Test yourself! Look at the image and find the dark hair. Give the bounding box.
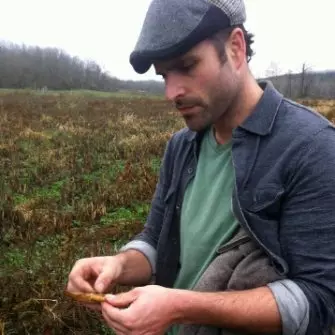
[209,24,255,63]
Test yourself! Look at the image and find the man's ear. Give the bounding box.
[227,28,246,70]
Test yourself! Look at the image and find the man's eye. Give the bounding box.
[179,64,193,73]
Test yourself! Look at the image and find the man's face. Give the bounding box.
[154,38,240,132]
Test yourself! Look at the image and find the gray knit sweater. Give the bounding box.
[173,226,285,335]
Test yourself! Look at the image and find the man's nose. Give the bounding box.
[164,74,186,101]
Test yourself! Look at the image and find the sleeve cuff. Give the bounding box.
[267,279,309,335]
[119,240,157,275]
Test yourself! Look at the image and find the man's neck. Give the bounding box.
[213,76,264,145]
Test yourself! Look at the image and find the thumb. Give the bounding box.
[105,289,138,308]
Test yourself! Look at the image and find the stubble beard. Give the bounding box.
[182,105,213,132]
[182,94,231,133]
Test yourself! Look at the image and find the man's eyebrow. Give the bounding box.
[155,55,198,75]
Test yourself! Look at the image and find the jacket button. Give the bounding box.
[188,168,193,174]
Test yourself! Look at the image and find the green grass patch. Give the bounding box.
[13,178,68,205]
[100,202,150,226]
[151,157,162,174]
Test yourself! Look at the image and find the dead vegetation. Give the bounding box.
[0,92,333,334]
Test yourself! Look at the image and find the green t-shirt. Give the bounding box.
[170,127,240,334]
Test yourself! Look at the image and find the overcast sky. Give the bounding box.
[1,0,334,81]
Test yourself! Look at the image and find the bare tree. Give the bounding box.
[261,64,335,99]
[300,62,313,98]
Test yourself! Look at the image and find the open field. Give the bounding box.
[0,88,164,99]
[0,90,334,334]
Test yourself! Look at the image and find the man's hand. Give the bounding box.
[66,250,153,311]
[101,285,282,334]
[101,285,177,335]
[66,256,124,310]
[67,256,124,294]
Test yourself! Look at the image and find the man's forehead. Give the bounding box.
[154,54,192,72]
[153,43,206,73]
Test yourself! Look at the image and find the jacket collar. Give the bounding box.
[236,80,283,136]
[186,80,283,142]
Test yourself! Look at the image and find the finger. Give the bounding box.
[66,276,95,293]
[101,307,129,334]
[67,261,97,292]
[105,290,138,308]
[101,302,128,325]
[94,265,118,293]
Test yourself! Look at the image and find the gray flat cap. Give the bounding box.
[130,0,246,74]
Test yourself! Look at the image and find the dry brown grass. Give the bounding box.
[298,98,335,121]
[0,92,333,334]
[0,92,182,334]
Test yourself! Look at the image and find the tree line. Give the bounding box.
[0,41,334,98]
[260,62,335,99]
[0,41,164,94]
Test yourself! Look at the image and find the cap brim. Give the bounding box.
[129,5,233,75]
[129,53,152,74]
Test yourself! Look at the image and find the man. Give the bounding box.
[66,0,335,334]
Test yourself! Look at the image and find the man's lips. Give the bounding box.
[177,105,197,113]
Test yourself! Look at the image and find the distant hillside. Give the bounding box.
[1,40,334,99]
[0,41,164,94]
[259,70,335,99]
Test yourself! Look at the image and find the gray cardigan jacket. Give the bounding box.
[175,226,284,335]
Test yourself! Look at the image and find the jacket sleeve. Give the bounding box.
[275,124,335,334]
[119,134,175,275]
[267,279,309,335]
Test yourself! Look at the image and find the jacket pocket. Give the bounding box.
[246,186,285,213]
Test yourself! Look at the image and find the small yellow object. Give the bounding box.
[64,290,106,303]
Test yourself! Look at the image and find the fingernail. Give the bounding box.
[105,294,116,302]
[95,283,104,292]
